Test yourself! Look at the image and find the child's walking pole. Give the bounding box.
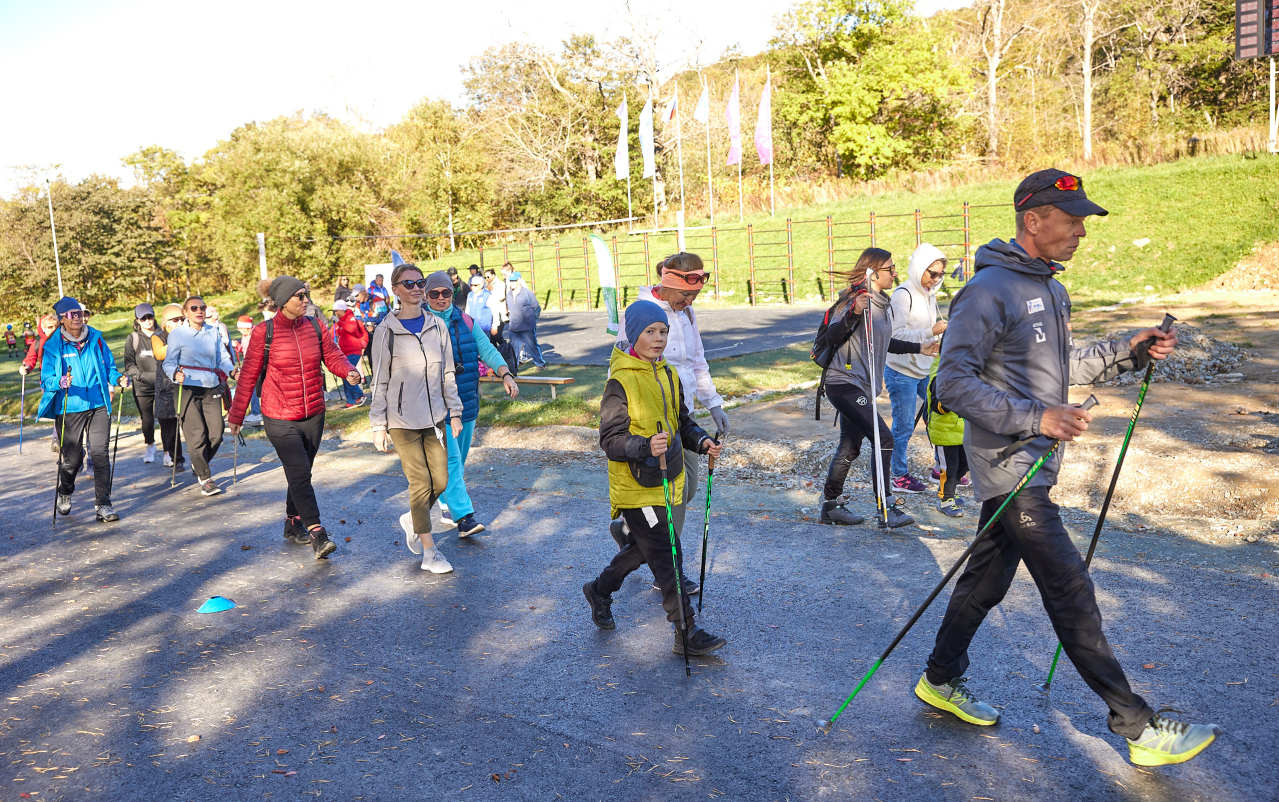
[657,422,691,677]
[697,434,720,615]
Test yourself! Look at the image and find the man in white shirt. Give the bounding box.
[613,253,728,590]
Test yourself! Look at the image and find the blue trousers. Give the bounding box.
[885,366,928,477]
[341,354,364,404]
[439,418,476,518]
[507,329,545,367]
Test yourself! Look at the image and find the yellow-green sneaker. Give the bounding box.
[914,674,1000,725]
[1126,711,1219,767]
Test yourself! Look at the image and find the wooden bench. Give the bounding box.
[479,374,575,399]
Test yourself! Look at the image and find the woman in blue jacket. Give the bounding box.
[416,271,519,537]
[40,296,130,523]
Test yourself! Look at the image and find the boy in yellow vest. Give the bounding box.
[584,300,727,656]
[926,347,969,517]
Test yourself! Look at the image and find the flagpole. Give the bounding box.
[703,75,714,225]
[767,66,775,217]
[624,92,633,232]
[676,85,686,227]
[46,179,64,298]
[736,70,743,223]
[650,88,659,229]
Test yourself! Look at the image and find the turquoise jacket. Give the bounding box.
[428,304,509,422]
[39,327,122,419]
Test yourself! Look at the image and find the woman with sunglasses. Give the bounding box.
[884,243,951,496]
[369,264,463,573]
[148,304,186,470]
[229,276,361,559]
[39,296,130,523]
[163,295,235,496]
[817,248,936,529]
[123,303,163,463]
[420,270,518,536]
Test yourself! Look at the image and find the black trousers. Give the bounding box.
[938,444,969,501]
[822,382,894,503]
[926,485,1153,739]
[595,505,694,628]
[178,386,224,481]
[56,408,112,505]
[264,412,325,527]
[132,384,156,445]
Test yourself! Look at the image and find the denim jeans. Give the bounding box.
[341,354,364,404]
[884,366,928,477]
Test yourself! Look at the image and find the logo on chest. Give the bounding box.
[1026,297,1045,314]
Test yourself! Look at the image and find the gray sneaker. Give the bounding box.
[95,504,119,523]
[914,674,1000,725]
[56,493,72,516]
[819,499,865,526]
[1126,711,1220,766]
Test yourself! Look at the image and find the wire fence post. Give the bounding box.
[785,217,795,304]
[554,241,564,310]
[527,240,537,296]
[962,201,971,282]
[642,232,652,285]
[581,236,592,309]
[747,223,756,306]
[869,211,877,248]
[825,215,835,300]
[914,208,922,248]
[711,226,720,301]
[502,242,510,266]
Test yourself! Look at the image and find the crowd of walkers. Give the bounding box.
[12,169,1219,769]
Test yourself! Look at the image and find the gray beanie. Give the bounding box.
[424,271,452,293]
[268,275,306,309]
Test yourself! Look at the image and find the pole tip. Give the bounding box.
[816,719,832,735]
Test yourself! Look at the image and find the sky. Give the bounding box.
[0,0,970,196]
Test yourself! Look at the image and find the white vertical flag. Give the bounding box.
[614,97,629,180]
[725,74,741,166]
[755,71,773,165]
[693,82,709,124]
[639,93,656,179]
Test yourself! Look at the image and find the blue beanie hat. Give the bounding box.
[624,299,668,347]
[53,296,81,317]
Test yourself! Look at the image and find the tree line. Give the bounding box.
[0,0,1266,321]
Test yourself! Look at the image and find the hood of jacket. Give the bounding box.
[906,242,948,296]
[973,238,1061,278]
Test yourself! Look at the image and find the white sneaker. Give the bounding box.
[163,452,174,467]
[438,502,452,523]
[421,548,453,574]
[143,444,156,463]
[400,511,422,556]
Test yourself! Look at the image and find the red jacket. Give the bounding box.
[22,328,53,371]
[229,314,353,424]
[334,309,369,356]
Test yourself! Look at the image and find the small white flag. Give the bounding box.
[614,97,628,180]
[693,82,709,124]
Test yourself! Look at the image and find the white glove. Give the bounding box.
[709,406,729,438]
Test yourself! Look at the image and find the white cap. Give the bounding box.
[333,300,349,312]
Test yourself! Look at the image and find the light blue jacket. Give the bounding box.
[38,327,122,419]
[163,323,234,388]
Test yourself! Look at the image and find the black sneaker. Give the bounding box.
[282,515,307,544]
[308,526,337,559]
[455,514,486,537]
[883,505,915,529]
[673,626,726,656]
[95,504,119,523]
[819,499,864,525]
[653,577,700,596]
[56,493,72,516]
[608,519,630,550]
[582,581,615,630]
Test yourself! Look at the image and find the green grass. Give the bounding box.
[413,154,1279,310]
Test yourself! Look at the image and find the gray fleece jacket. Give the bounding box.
[936,239,1147,501]
[823,287,921,394]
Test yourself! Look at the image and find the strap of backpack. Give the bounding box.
[253,319,275,398]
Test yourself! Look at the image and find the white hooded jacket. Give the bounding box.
[615,286,724,411]
[886,242,946,379]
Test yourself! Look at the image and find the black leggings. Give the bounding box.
[822,382,894,503]
[595,505,694,628]
[264,412,325,527]
[133,384,156,445]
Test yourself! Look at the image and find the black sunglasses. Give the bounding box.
[138,314,155,321]
[292,290,310,300]
[397,278,430,289]
[427,288,454,300]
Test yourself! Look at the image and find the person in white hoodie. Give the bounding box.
[884,243,949,494]
[612,252,727,593]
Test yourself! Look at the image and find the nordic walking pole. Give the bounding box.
[1041,314,1176,691]
[18,372,26,454]
[108,385,125,490]
[697,433,721,615]
[863,270,889,527]
[233,424,239,485]
[52,370,70,525]
[818,396,1099,733]
[171,384,183,488]
[656,421,691,677]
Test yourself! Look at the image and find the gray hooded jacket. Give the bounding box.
[936,239,1147,501]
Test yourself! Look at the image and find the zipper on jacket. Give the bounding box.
[414,329,439,425]
[292,324,310,416]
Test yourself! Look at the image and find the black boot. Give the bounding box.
[673,626,727,656]
[583,581,615,630]
[819,498,864,525]
[883,499,914,529]
[283,515,307,544]
[308,525,337,559]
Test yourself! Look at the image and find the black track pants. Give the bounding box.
[264,412,325,527]
[56,407,112,505]
[925,485,1154,740]
[178,386,225,481]
[595,505,695,628]
[132,385,156,445]
[938,444,968,501]
[822,382,894,504]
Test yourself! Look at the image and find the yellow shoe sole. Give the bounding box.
[1128,731,1216,767]
[913,676,1000,726]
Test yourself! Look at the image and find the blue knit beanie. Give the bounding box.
[53,296,81,317]
[624,299,668,347]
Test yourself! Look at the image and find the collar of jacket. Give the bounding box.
[975,238,1062,277]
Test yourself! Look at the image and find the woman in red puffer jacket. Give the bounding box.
[229,276,362,559]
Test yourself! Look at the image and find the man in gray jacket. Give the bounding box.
[916,169,1218,767]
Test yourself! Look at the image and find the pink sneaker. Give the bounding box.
[891,474,927,494]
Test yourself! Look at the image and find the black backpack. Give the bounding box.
[253,316,324,398]
[810,295,862,421]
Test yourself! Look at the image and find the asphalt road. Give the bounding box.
[1,422,1275,800]
[535,304,824,366]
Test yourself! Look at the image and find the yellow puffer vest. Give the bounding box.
[607,347,685,516]
[926,355,965,447]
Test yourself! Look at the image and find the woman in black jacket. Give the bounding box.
[123,304,163,464]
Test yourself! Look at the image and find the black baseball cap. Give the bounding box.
[1014,169,1108,217]
[446,266,458,276]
